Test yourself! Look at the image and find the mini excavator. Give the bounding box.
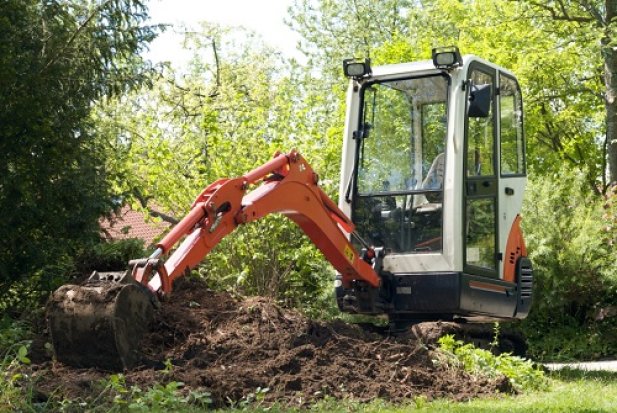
[48,47,533,370]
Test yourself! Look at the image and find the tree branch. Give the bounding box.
[148,209,180,225]
[578,0,606,25]
[132,189,180,225]
[41,0,112,73]
[602,121,609,192]
[212,39,221,93]
[520,0,594,23]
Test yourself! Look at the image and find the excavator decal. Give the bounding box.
[344,245,355,264]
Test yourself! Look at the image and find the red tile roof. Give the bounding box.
[100,205,171,246]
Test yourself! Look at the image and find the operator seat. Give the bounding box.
[422,152,445,191]
[412,152,445,210]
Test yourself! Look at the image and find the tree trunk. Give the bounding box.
[605,0,617,186]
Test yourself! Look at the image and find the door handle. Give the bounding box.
[505,187,514,195]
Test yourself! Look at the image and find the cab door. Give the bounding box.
[460,62,519,317]
[497,72,527,282]
[463,63,499,278]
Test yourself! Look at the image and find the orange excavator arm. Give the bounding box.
[130,150,381,296]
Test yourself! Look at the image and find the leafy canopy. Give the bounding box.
[0,0,157,304]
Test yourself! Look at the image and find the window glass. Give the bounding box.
[466,198,496,269]
[500,74,525,175]
[358,85,412,193]
[354,194,442,253]
[353,76,448,254]
[421,102,447,179]
[466,70,495,177]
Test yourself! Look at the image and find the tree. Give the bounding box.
[400,0,607,189]
[289,0,611,190]
[289,0,412,62]
[95,24,337,311]
[519,1,617,188]
[0,0,156,304]
[288,0,413,99]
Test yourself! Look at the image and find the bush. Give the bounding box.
[0,238,147,314]
[74,238,147,274]
[521,167,617,360]
[198,214,335,316]
[436,334,547,392]
[0,321,32,411]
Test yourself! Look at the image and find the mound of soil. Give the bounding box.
[30,278,510,407]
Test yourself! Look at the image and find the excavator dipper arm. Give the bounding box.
[47,151,380,370]
[134,150,380,295]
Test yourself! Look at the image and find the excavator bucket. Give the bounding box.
[47,271,156,371]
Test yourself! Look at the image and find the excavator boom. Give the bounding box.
[137,150,380,294]
[48,150,380,369]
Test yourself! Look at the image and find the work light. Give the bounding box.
[432,46,463,69]
[343,58,372,79]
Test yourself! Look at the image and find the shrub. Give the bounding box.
[198,214,334,315]
[436,334,547,392]
[521,167,617,359]
[0,238,146,313]
[74,238,147,274]
[0,335,32,411]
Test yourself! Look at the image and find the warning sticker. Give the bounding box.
[343,245,354,263]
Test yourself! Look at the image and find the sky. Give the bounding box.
[143,0,302,66]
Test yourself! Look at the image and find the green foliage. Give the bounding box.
[523,169,617,359]
[95,25,339,315]
[105,373,212,412]
[519,0,617,187]
[0,337,32,411]
[199,215,332,312]
[289,0,412,81]
[436,335,547,392]
[232,386,270,409]
[0,0,157,301]
[74,238,146,274]
[124,381,211,411]
[521,168,617,359]
[523,315,617,362]
[0,317,29,353]
[523,169,617,308]
[37,373,213,412]
[0,238,147,312]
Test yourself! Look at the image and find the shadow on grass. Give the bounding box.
[548,368,617,382]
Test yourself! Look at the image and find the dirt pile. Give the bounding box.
[30,278,509,407]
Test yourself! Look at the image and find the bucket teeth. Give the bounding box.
[47,277,156,370]
[88,270,131,283]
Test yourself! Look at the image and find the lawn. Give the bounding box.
[220,369,617,413]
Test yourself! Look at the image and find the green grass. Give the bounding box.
[414,371,617,413]
[213,370,617,413]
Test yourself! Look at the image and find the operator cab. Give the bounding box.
[337,47,532,322]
